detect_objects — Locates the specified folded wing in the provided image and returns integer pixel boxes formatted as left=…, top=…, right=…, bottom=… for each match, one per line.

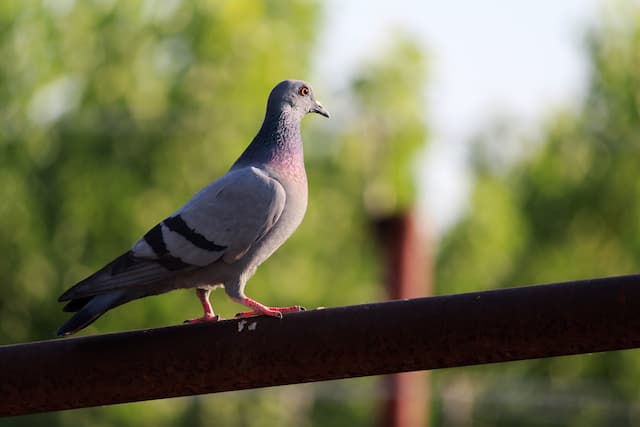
left=58, top=166, right=286, bottom=301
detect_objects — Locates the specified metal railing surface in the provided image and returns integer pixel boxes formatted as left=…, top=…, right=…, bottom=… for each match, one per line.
left=2, top=273, right=640, bottom=416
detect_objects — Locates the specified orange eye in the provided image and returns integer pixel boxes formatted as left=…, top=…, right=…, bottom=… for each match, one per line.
left=299, top=86, right=310, bottom=96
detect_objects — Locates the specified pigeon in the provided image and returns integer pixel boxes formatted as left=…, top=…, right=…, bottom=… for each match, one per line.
left=56, top=80, right=329, bottom=336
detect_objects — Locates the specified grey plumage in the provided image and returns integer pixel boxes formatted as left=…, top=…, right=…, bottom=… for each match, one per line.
left=57, top=80, right=329, bottom=336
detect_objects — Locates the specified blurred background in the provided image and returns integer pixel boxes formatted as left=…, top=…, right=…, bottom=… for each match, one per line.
left=2, top=0, right=640, bottom=425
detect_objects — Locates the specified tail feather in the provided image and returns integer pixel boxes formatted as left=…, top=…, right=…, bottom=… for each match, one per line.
left=57, top=251, right=187, bottom=336
left=62, top=296, right=93, bottom=312
left=58, top=251, right=182, bottom=302
left=56, top=291, right=128, bottom=336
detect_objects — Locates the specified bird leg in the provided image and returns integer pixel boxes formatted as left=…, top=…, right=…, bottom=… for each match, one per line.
left=234, top=296, right=305, bottom=319
left=184, top=288, right=220, bottom=323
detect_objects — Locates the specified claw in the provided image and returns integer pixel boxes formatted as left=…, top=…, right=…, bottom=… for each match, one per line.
left=235, top=309, right=281, bottom=319
left=235, top=305, right=305, bottom=319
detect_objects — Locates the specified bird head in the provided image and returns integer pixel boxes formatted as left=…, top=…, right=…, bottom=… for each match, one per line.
left=268, top=80, right=330, bottom=119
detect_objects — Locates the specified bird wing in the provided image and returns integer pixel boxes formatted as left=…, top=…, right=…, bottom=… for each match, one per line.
left=59, top=166, right=286, bottom=301
left=162, top=166, right=287, bottom=265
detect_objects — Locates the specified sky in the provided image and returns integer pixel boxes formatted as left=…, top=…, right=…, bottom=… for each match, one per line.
left=314, top=1, right=600, bottom=236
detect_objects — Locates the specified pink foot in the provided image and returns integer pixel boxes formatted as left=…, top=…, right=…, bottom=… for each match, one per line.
left=235, top=305, right=306, bottom=319
left=185, top=288, right=221, bottom=324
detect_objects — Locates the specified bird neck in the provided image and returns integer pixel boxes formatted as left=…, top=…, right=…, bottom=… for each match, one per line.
left=235, top=107, right=305, bottom=169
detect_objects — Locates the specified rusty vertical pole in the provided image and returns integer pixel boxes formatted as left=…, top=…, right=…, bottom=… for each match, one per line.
left=375, top=211, right=432, bottom=427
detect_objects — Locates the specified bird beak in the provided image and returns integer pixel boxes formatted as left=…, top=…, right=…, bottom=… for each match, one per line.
left=311, top=101, right=330, bottom=118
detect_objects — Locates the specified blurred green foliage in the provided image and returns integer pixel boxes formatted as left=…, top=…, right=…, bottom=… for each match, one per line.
left=0, top=0, right=322, bottom=342
left=434, top=5, right=640, bottom=426
left=347, top=34, right=429, bottom=217
left=8, top=0, right=640, bottom=425
left=0, top=0, right=429, bottom=426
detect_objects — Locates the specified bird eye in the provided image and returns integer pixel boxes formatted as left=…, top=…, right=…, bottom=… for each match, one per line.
left=299, top=86, right=310, bottom=96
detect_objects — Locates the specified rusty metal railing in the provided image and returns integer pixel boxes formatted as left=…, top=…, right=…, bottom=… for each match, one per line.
left=3, top=273, right=640, bottom=416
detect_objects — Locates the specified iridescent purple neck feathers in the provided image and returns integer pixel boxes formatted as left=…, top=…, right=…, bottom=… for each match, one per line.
left=234, top=107, right=305, bottom=171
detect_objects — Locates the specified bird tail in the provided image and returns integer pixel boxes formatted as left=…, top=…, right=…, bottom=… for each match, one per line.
left=56, top=251, right=182, bottom=336
left=56, top=290, right=131, bottom=336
